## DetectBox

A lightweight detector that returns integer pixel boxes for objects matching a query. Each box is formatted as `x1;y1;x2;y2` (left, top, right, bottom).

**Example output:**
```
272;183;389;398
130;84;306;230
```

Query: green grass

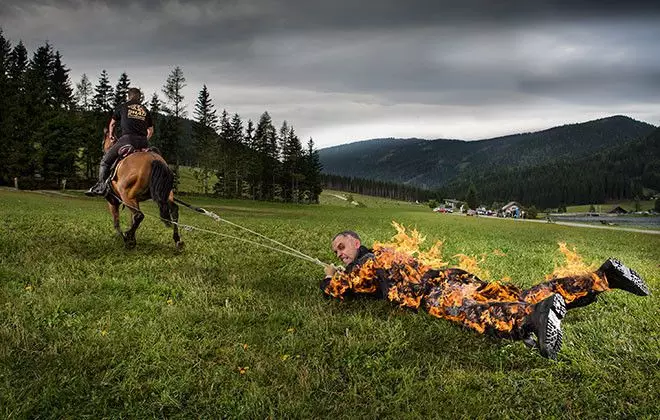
566;200;656;213
177;166;219;194
1;188;659;418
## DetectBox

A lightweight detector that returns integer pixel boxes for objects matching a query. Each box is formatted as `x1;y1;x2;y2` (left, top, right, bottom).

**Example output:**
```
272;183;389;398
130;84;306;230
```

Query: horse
101;129;183;250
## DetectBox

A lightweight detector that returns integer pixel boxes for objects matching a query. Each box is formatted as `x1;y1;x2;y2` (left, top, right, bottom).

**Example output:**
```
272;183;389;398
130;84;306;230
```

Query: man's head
331;231;362;265
127;88;141;101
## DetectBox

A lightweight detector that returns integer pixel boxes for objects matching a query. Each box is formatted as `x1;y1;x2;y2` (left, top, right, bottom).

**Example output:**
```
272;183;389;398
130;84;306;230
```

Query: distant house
443;199;462;210
501;201;521;217
608;206;628;214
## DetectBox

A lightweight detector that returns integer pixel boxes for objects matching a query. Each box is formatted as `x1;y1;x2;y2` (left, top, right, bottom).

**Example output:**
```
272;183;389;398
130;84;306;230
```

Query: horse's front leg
168;191;184;250
123;199;144;250
107;200;123;239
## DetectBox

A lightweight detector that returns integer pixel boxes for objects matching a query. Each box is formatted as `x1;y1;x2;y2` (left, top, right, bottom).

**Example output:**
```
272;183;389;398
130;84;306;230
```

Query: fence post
14;177;18;189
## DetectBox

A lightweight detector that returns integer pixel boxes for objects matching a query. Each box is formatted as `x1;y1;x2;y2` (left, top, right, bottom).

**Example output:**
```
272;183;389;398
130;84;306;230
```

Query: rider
85;87;154;196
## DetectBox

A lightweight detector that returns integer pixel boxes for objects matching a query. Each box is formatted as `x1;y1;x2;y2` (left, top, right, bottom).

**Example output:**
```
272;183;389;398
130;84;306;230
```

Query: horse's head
102;127;116;152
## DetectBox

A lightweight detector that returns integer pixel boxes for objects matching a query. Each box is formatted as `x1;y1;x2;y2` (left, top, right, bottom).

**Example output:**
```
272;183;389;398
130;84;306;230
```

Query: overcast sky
2;0;659;148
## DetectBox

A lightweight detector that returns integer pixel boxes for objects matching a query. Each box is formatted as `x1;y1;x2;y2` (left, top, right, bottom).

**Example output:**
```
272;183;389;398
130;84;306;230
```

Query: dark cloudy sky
2;0;660;147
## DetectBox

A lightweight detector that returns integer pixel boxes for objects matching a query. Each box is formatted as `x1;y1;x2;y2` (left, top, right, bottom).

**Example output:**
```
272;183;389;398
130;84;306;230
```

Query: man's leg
520;259;649;309
424;289;566;359
85;143;120;196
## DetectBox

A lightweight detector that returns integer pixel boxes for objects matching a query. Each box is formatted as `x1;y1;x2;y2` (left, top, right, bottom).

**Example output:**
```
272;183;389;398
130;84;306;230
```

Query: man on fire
321;230;650;359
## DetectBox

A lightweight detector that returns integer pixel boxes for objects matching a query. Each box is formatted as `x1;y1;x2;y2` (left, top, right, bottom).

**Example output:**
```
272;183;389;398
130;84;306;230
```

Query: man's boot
85;163;111;197
524;293;566;360
598;258;650;296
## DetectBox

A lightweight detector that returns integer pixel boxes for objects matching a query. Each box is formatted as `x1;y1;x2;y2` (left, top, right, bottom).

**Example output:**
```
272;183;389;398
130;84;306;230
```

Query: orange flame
373;221;447;268
453;253;490;280
546;242;596;280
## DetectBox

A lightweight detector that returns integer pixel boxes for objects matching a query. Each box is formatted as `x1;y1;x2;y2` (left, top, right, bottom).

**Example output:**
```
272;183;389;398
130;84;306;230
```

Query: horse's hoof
124;239;136;250
175;241;185;251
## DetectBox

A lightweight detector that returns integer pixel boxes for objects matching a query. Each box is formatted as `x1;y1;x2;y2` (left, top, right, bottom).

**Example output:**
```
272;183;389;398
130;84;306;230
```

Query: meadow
1;188;658;418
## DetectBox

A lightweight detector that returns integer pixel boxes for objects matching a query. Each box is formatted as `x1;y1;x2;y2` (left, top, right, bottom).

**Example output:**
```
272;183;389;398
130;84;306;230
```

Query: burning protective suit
320;245;649;359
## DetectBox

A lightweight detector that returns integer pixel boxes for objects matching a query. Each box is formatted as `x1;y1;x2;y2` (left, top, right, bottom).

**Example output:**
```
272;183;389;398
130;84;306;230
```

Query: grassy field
1;188;659;418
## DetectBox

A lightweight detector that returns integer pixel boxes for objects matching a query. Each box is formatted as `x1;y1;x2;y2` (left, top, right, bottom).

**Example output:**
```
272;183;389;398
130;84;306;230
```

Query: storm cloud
2;0;659;146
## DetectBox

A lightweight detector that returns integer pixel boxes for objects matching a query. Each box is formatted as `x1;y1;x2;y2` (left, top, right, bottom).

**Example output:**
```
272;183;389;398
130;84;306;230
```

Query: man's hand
324;264;338;278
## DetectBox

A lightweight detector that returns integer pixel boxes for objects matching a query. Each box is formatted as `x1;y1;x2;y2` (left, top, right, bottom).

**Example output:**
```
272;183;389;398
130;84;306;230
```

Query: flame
546;242;596;280
373;221;447;268
453;253;490;280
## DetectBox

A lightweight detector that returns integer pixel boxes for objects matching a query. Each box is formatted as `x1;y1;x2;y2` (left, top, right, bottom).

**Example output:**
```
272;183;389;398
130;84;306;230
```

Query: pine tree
466;183;478;210
161;66;186;178
245;119;255;148
26;42;54;108
8;41;28;87
0;28;12;181
241;118;256;198
5;42;31;177
51;51;73;109
303;138;323;203
214;109;233;196
74;73;93;111
112;72;131;110
162;66;186;119
93;70;113;114
253;112;277;199
281;125;304;202
148;92;161;146
229;113;245;196
192;85;218;194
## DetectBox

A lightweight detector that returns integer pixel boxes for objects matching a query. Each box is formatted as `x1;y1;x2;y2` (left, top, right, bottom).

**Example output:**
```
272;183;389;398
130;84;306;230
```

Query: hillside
319;116;657;189
442;127;660;208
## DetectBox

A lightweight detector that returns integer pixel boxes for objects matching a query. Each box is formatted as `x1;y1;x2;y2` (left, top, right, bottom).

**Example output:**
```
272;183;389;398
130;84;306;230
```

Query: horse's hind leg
123;199;144;250
169;192;184;250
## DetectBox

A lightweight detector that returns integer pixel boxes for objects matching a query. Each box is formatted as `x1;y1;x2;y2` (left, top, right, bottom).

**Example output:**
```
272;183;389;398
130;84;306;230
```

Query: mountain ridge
318;115;657;190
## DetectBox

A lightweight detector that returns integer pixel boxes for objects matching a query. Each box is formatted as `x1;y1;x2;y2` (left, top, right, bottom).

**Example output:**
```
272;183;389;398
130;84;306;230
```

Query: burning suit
320;246;647;341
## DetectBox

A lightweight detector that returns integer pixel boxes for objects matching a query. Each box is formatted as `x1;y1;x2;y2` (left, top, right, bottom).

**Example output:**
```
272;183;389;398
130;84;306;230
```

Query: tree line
0;29;323;203
322;173;436;202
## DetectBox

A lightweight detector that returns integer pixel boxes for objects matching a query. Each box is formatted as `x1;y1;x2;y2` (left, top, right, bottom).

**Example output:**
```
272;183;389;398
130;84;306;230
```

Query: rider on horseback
86;87;154;196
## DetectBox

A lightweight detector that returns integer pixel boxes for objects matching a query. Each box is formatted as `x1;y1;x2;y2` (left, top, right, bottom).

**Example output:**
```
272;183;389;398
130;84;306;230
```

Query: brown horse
102;129;183;250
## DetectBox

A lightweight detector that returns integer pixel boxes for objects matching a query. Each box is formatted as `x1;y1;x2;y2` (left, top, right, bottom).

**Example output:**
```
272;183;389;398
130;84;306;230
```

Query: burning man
321;229;650;359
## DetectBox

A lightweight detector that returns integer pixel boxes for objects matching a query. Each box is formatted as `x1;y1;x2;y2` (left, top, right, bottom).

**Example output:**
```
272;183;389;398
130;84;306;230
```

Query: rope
177;199;327;266
110;192;331;268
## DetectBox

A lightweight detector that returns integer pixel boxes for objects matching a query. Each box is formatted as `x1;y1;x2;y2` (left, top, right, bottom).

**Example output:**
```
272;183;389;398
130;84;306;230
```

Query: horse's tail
150;160;174;226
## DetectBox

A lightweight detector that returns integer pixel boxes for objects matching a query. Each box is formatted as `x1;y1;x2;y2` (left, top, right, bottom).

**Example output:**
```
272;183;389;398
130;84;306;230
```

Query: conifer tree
0;29;11;180
253;112;277;199
93;70;113;114
5;42;31;177
27;42;54;108
303;138;323;203
74;73;93;111
148;92;161;147
192;84;218;194
281;124;304;201
51;51;73;109
112;72;131;110
466;183;478;210
161;66;186;178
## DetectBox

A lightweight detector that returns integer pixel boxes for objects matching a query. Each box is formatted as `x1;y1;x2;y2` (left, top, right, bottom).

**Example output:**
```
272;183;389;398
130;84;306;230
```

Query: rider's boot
85;162;111;197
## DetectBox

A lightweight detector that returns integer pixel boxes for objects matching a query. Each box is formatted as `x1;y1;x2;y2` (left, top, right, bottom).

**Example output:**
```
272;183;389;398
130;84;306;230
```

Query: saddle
107;145;162;183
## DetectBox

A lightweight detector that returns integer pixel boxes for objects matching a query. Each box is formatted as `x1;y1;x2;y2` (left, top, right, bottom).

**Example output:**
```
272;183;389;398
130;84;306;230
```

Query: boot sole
538;294;566;360
603;258;650;296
